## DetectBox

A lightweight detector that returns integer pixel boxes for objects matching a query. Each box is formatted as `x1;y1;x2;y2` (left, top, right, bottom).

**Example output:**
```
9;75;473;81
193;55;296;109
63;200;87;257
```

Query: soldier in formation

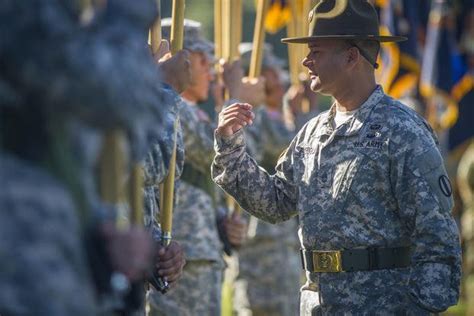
232;43;301;316
148;19;254;316
0;1;186;314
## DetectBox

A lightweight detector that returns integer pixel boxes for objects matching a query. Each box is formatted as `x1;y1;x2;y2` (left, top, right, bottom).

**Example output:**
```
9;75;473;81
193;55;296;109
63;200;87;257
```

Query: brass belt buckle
312;251;343;272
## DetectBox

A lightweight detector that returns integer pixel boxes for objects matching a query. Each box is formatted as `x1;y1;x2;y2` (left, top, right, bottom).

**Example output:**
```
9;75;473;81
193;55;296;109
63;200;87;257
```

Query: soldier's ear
346;46;360;69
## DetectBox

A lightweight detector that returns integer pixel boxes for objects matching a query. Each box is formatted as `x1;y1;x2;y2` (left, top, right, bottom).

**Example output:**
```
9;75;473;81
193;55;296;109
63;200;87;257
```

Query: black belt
180;162;215;201
300;247;411;273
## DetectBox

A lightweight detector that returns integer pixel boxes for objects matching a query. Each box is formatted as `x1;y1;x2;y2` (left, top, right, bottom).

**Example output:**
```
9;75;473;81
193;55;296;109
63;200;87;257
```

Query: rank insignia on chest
365;131;382;139
369;123;382;130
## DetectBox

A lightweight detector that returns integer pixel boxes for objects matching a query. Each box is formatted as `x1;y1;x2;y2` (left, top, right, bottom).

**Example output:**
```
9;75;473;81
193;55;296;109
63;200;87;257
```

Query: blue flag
420;0;465;130
449;72;474;151
377;0;425;98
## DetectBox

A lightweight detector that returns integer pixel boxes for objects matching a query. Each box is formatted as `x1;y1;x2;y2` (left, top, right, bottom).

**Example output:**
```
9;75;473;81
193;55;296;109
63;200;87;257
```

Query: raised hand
216;103;255;137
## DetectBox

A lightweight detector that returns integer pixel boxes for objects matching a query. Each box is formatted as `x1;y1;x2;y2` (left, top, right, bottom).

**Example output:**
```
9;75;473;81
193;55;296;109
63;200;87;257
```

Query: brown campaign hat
281;0;406;44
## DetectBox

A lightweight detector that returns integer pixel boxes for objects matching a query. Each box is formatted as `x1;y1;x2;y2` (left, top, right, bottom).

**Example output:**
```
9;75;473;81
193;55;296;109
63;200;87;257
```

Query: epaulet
377;95;431;132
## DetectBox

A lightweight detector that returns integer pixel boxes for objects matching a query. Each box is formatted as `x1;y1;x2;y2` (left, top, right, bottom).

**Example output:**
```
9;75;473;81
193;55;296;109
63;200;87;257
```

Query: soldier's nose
302;57;312;68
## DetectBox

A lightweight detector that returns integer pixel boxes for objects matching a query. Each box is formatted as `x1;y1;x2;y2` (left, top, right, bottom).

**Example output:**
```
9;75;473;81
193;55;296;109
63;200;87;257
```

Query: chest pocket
331;154;364;206
294;144;319;185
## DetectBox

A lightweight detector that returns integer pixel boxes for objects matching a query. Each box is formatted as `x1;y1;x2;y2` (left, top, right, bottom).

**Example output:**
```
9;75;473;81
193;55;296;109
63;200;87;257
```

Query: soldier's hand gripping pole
149;0;185;294
151;118;180;293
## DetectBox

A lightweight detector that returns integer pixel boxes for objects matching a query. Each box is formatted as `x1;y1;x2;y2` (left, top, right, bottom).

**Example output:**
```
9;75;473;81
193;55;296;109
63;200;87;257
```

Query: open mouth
309;72;318;79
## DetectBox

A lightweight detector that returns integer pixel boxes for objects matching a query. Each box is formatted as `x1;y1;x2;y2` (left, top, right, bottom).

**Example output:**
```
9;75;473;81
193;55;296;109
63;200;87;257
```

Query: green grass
442;301;467;316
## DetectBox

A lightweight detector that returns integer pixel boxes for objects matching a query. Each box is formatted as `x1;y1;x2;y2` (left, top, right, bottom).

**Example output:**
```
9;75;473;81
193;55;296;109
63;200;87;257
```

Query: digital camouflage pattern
148;17;226;315
143;85;186;312
249;107;295;173
0;0;169;161
235;106;301;316
233;241;301;316
213;86;461;314
148;99;225;315
142;85;185;239
147;260;222;316
1;0;173;220
173;99;224;263
1;0;173;314
0;153;97;315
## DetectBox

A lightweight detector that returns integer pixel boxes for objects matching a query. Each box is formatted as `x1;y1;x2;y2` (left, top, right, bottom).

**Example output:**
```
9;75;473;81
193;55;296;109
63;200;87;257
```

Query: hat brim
281;35;407;44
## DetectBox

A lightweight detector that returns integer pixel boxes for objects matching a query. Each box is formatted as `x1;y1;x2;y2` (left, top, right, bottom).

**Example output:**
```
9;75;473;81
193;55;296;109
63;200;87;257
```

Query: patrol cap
161;18;214;57
238;42;286;73
281;0;406;44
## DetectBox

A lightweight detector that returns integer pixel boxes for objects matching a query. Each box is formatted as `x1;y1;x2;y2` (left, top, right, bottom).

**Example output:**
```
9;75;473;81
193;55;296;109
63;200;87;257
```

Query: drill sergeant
212;1;461;314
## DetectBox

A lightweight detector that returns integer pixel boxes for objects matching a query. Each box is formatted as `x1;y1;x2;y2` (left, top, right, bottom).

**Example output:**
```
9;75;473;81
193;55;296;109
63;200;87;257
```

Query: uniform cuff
214;129;245;155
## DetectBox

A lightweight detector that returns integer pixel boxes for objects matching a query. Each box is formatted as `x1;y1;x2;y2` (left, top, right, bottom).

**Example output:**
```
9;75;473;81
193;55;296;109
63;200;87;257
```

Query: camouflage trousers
233;240;301;316
147;260;223;316
300;286;433;316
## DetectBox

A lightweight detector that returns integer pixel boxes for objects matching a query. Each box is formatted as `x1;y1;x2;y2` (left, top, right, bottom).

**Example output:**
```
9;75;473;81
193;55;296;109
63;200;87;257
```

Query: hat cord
348;41;379;69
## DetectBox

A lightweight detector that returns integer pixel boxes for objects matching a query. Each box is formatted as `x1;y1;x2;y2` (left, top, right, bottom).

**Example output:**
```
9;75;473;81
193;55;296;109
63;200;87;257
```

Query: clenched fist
154;39;191;93
224;212;247;248
154;240;186;286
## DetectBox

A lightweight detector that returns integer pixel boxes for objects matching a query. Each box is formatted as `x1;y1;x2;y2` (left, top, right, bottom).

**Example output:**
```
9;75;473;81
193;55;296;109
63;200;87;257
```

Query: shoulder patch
438;175;452;197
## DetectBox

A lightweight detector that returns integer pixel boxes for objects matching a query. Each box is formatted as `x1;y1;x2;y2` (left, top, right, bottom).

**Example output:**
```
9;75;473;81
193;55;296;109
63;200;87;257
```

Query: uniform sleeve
390;135;461;312
142;108;184;241
212;129;299;224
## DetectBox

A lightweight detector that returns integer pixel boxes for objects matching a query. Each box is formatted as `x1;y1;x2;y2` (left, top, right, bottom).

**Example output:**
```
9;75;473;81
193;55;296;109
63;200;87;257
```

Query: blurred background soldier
0;0;185;314
0;1;154;314
231;43;301;316
147;18;248;315
143;37;190;310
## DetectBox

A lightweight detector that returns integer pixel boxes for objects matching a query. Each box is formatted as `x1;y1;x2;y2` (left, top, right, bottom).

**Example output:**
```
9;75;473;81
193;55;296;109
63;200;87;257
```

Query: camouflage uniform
146;19;227;316
143;85;186;311
234;106;301;316
142;85;185;239
148;97;226;316
232;44;300;316
212;86;461;314
1;0;171;314
0;153;98;315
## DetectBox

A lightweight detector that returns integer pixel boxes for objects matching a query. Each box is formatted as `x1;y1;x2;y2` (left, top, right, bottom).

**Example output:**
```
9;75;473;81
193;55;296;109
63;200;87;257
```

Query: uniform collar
182;97;197;106
318;85;385;137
